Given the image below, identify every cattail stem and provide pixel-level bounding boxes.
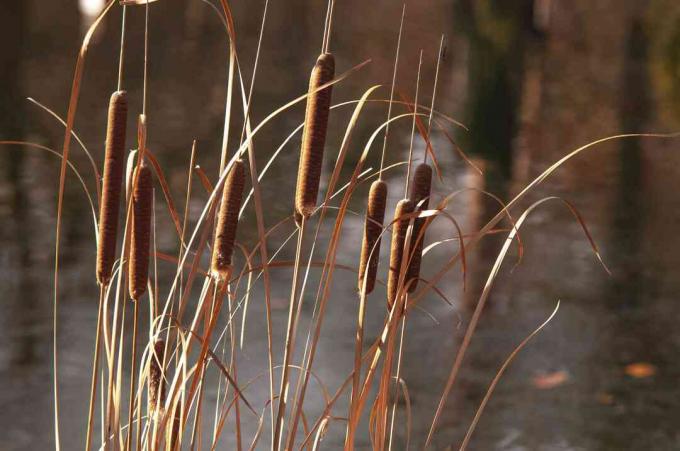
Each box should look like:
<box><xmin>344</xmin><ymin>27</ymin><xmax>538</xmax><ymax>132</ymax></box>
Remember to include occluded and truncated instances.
<box><xmin>424</xmin><ymin>34</ymin><xmax>446</xmax><ymax>165</ymax></box>
<box><xmin>405</xmin><ymin>51</ymin><xmax>424</xmax><ymax>197</ymax></box>
<box><xmin>125</xmin><ymin>299</ymin><xmax>139</xmax><ymax>450</ymax></box>
<box><xmin>96</xmin><ymin>91</ymin><xmax>128</xmax><ymax>286</ymax></box>
<box><xmin>406</xmin><ymin>163</ymin><xmax>432</xmax><ymax>292</ymax></box>
<box><xmin>387</xmin><ymin>315</ymin><xmax>408</xmax><ymax>451</ymax></box>
<box><xmin>387</xmin><ymin>199</ymin><xmax>414</xmax><ymax>312</ymax></box>
<box><xmin>116</xmin><ymin>5</ymin><xmax>127</xmax><ymax>91</ymax></box>
<box><xmin>378</xmin><ymin>4</ymin><xmax>406</xmax><ymax>180</ymax></box>
<box><xmin>274</xmin><ymin>217</ymin><xmax>306</xmax><ymax>450</ymax></box>
<box><xmin>129</xmin><ymin>164</ymin><xmax>152</xmax><ymax>300</ymax></box>
<box><xmin>295</xmin><ymin>53</ymin><xmax>335</xmax><ymax>220</ymax></box>
<box><xmin>211</xmin><ymin>159</ymin><xmax>246</xmax><ymax>281</ymax></box>
<box><xmin>346</xmin><ymin>286</ymin><xmax>368</xmax><ymax>451</ymax></box>
<box><xmin>321</xmin><ymin>0</ymin><xmax>336</xmax><ymax>53</ymax></box>
<box><xmin>85</xmin><ymin>285</ymin><xmax>105</xmax><ymax>451</ymax></box>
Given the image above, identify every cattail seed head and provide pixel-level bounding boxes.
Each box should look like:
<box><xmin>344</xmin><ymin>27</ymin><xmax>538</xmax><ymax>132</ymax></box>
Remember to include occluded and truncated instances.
<box><xmin>387</xmin><ymin>199</ymin><xmax>414</xmax><ymax>311</ymax></box>
<box><xmin>358</xmin><ymin>180</ymin><xmax>387</xmax><ymax>294</ymax></box>
<box><xmin>211</xmin><ymin>159</ymin><xmax>246</xmax><ymax>281</ymax></box>
<box><xmin>148</xmin><ymin>339</ymin><xmax>166</xmax><ymax>418</ymax></box>
<box><xmin>129</xmin><ymin>164</ymin><xmax>153</xmax><ymax>300</ymax></box>
<box><xmin>295</xmin><ymin>53</ymin><xmax>335</xmax><ymax>219</ymax></box>
<box><xmin>96</xmin><ymin>90</ymin><xmax>128</xmax><ymax>285</ymax></box>
<box><xmin>406</xmin><ymin>163</ymin><xmax>432</xmax><ymax>292</ymax></box>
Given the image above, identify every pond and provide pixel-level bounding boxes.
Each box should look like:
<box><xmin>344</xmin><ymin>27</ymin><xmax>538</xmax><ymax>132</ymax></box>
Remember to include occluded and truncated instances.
<box><xmin>2</xmin><ymin>0</ymin><xmax>680</xmax><ymax>449</ymax></box>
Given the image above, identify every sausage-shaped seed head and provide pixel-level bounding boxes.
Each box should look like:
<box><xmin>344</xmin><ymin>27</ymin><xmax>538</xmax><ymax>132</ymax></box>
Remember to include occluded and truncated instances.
<box><xmin>406</xmin><ymin>163</ymin><xmax>432</xmax><ymax>292</ymax></box>
<box><xmin>148</xmin><ymin>339</ymin><xmax>166</xmax><ymax>418</ymax></box>
<box><xmin>387</xmin><ymin>198</ymin><xmax>414</xmax><ymax>312</ymax></box>
<box><xmin>129</xmin><ymin>164</ymin><xmax>153</xmax><ymax>300</ymax></box>
<box><xmin>211</xmin><ymin>159</ymin><xmax>246</xmax><ymax>281</ymax></box>
<box><xmin>295</xmin><ymin>53</ymin><xmax>335</xmax><ymax>219</ymax></box>
<box><xmin>96</xmin><ymin>90</ymin><xmax>128</xmax><ymax>286</ymax></box>
<box><xmin>358</xmin><ymin>180</ymin><xmax>387</xmax><ymax>293</ymax></box>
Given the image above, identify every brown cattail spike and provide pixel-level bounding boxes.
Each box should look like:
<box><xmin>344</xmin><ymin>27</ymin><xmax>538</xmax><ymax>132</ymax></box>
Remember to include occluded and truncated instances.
<box><xmin>358</xmin><ymin>180</ymin><xmax>388</xmax><ymax>294</ymax></box>
<box><xmin>211</xmin><ymin>159</ymin><xmax>246</xmax><ymax>281</ymax></box>
<box><xmin>406</xmin><ymin>163</ymin><xmax>432</xmax><ymax>292</ymax></box>
<box><xmin>387</xmin><ymin>199</ymin><xmax>414</xmax><ymax>311</ymax></box>
<box><xmin>129</xmin><ymin>164</ymin><xmax>153</xmax><ymax>300</ymax></box>
<box><xmin>148</xmin><ymin>339</ymin><xmax>166</xmax><ymax>418</ymax></box>
<box><xmin>295</xmin><ymin>53</ymin><xmax>335</xmax><ymax>220</ymax></box>
<box><xmin>96</xmin><ymin>90</ymin><xmax>128</xmax><ymax>285</ymax></box>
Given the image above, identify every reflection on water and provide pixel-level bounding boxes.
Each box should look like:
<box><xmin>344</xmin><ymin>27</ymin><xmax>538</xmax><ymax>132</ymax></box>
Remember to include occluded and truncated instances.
<box><xmin>2</xmin><ymin>0</ymin><xmax>680</xmax><ymax>449</ymax></box>
<box><xmin>79</xmin><ymin>0</ymin><xmax>106</xmax><ymax>18</ymax></box>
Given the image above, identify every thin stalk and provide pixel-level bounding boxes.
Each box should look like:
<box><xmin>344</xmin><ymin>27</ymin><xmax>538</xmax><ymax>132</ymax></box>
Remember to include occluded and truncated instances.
<box><xmin>85</xmin><ymin>285</ymin><xmax>106</xmax><ymax>451</ymax></box>
<box><xmin>344</xmin><ymin>287</ymin><xmax>367</xmax><ymax>451</ymax></box>
<box><xmin>273</xmin><ymin>217</ymin><xmax>306</xmax><ymax>450</ymax></box>
<box><xmin>227</xmin><ymin>287</ymin><xmax>243</xmax><ymax>451</ymax></box>
<box><xmin>378</xmin><ymin>4</ymin><xmax>406</xmax><ymax>181</ymax></box>
<box><xmin>321</xmin><ymin>0</ymin><xmax>336</xmax><ymax>54</ymax></box>
<box><xmin>190</xmin><ymin>282</ymin><xmax>217</xmax><ymax>451</ymax></box>
<box><xmin>423</xmin><ymin>35</ymin><xmax>445</xmax><ymax>165</ymax></box>
<box><xmin>117</xmin><ymin>5</ymin><xmax>127</xmax><ymax>91</ymax></box>
<box><xmin>387</xmin><ymin>314</ymin><xmax>407</xmax><ymax>451</ymax></box>
<box><xmin>124</xmin><ymin>300</ymin><xmax>140</xmax><ymax>450</ymax></box>
<box><xmin>142</xmin><ymin>0</ymin><xmax>149</xmax><ymax>116</ymax></box>
<box><xmin>405</xmin><ymin>51</ymin><xmax>423</xmax><ymax>197</ymax></box>
<box><xmin>237</xmin><ymin>0</ymin><xmax>270</xmax><ymax>148</ymax></box>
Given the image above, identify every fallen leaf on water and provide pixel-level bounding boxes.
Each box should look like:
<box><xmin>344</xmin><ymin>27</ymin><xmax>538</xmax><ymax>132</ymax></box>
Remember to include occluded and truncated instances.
<box><xmin>532</xmin><ymin>370</ymin><xmax>569</xmax><ymax>389</ymax></box>
<box><xmin>624</xmin><ymin>362</ymin><xmax>656</xmax><ymax>379</ymax></box>
<box><xmin>596</xmin><ymin>392</ymin><xmax>614</xmax><ymax>405</ymax></box>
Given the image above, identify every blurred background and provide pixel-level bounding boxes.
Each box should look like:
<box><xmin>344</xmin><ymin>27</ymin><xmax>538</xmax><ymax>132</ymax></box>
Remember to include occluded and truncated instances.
<box><xmin>2</xmin><ymin>0</ymin><xmax>680</xmax><ymax>449</ymax></box>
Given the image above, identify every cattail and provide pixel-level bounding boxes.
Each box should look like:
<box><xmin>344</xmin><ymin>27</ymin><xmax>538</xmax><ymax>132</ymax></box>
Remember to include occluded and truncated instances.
<box><xmin>358</xmin><ymin>180</ymin><xmax>387</xmax><ymax>293</ymax></box>
<box><xmin>387</xmin><ymin>199</ymin><xmax>414</xmax><ymax>310</ymax></box>
<box><xmin>406</xmin><ymin>163</ymin><xmax>432</xmax><ymax>292</ymax></box>
<box><xmin>96</xmin><ymin>90</ymin><xmax>128</xmax><ymax>285</ymax></box>
<box><xmin>211</xmin><ymin>159</ymin><xmax>246</xmax><ymax>281</ymax></box>
<box><xmin>295</xmin><ymin>53</ymin><xmax>335</xmax><ymax>220</ymax></box>
<box><xmin>129</xmin><ymin>164</ymin><xmax>152</xmax><ymax>300</ymax></box>
<box><xmin>148</xmin><ymin>339</ymin><xmax>166</xmax><ymax>417</ymax></box>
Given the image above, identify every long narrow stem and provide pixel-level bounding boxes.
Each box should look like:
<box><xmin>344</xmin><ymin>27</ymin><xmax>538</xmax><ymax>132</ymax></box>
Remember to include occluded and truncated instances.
<box><xmin>405</xmin><ymin>51</ymin><xmax>423</xmax><ymax>197</ymax></box>
<box><xmin>378</xmin><ymin>4</ymin><xmax>406</xmax><ymax>181</ymax></box>
<box><xmin>423</xmin><ymin>34</ymin><xmax>445</xmax><ymax>165</ymax></box>
<box><xmin>85</xmin><ymin>285</ymin><xmax>106</xmax><ymax>451</ymax></box>
<box><xmin>387</xmin><ymin>315</ymin><xmax>407</xmax><ymax>451</ymax></box>
<box><xmin>344</xmin><ymin>286</ymin><xmax>367</xmax><ymax>451</ymax></box>
<box><xmin>321</xmin><ymin>0</ymin><xmax>336</xmax><ymax>54</ymax></box>
<box><xmin>124</xmin><ymin>300</ymin><xmax>140</xmax><ymax>450</ymax></box>
<box><xmin>142</xmin><ymin>0</ymin><xmax>149</xmax><ymax>116</ymax></box>
<box><xmin>273</xmin><ymin>217</ymin><xmax>306</xmax><ymax>450</ymax></box>
<box><xmin>116</xmin><ymin>5</ymin><xmax>127</xmax><ymax>91</ymax></box>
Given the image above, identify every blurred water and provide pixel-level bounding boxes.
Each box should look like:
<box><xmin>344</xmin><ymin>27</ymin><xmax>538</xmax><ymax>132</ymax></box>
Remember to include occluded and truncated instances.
<box><xmin>2</xmin><ymin>0</ymin><xmax>680</xmax><ymax>449</ymax></box>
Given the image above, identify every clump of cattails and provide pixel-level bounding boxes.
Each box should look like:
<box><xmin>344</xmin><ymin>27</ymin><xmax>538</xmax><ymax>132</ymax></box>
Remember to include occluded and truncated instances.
<box><xmin>148</xmin><ymin>339</ymin><xmax>166</xmax><ymax>418</ymax></box>
<box><xmin>295</xmin><ymin>53</ymin><xmax>335</xmax><ymax>221</ymax></box>
<box><xmin>96</xmin><ymin>90</ymin><xmax>128</xmax><ymax>286</ymax></box>
<box><xmin>211</xmin><ymin>159</ymin><xmax>246</xmax><ymax>281</ymax></box>
<box><xmin>358</xmin><ymin>180</ymin><xmax>387</xmax><ymax>293</ymax></box>
<box><xmin>129</xmin><ymin>163</ymin><xmax>152</xmax><ymax>300</ymax></box>
<box><xmin>387</xmin><ymin>199</ymin><xmax>414</xmax><ymax>310</ymax></box>
<box><xmin>406</xmin><ymin>163</ymin><xmax>432</xmax><ymax>292</ymax></box>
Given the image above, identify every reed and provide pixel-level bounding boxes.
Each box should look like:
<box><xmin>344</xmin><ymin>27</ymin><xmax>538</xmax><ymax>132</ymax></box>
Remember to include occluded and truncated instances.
<box><xmin>387</xmin><ymin>198</ymin><xmax>414</xmax><ymax>310</ymax></box>
<box><xmin>406</xmin><ymin>162</ymin><xmax>432</xmax><ymax>292</ymax></box>
<box><xmin>96</xmin><ymin>90</ymin><xmax>128</xmax><ymax>286</ymax></box>
<box><xmin>211</xmin><ymin>159</ymin><xmax>246</xmax><ymax>281</ymax></box>
<box><xmin>129</xmin><ymin>163</ymin><xmax>152</xmax><ymax>300</ymax></box>
<box><xmin>358</xmin><ymin>180</ymin><xmax>388</xmax><ymax>293</ymax></box>
<box><xmin>294</xmin><ymin>52</ymin><xmax>335</xmax><ymax>220</ymax></box>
